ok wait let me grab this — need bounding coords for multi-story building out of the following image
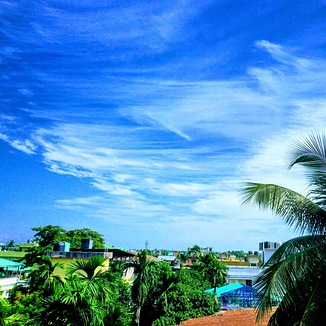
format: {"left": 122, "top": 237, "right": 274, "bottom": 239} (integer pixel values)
{"left": 259, "top": 241, "right": 281, "bottom": 265}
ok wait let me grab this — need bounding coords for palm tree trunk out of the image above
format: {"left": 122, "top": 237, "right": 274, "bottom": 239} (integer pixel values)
{"left": 135, "top": 305, "right": 141, "bottom": 326}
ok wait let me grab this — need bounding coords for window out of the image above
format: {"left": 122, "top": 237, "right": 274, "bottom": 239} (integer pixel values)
{"left": 246, "top": 280, "right": 252, "bottom": 286}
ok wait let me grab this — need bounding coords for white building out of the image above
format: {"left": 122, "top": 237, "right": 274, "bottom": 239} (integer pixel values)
{"left": 228, "top": 266, "right": 262, "bottom": 286}
{"left": 259, "top": 241, "right": 281, "bottom": 265}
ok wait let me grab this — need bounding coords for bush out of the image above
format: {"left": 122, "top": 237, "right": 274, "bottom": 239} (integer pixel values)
{"left": 150, "top": 268, "right": 220, "bottom": 325}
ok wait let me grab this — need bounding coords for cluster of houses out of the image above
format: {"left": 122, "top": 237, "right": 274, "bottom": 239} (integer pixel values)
{"left": 0, "top": 240, "right": 281, "bottom": 307}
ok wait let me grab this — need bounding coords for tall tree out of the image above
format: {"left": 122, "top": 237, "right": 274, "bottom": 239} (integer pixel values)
{"left": 241, "top": 132, "right": 326, "bottom": 325}
{"left": 152, "top": 267, "right": 218, "bottom": 325}
{"left": 194, "top": 253, "right": 228, "bottom": 311}
{"left": 140, "top": 262, "right": 179, "bottom": 325}
{"left": 66, "top": 255, "right": 112, "bottom": 304}
{"left": 33, "top": 256, "right": 114, "bottom": 326}
{"left": 126, "top": 250, "right": 157, "bottom": 326}
{"left": 5, "top": 240, "right": 16, "bottom": 251}
{"left": 27, "top": 255, "right": 64, "bottom": 294}
{"left": 176, "top": 252, "right": 188, "bottom": 268}
{"left": 66, "top": 228, "right": 105, "bottom": 249}
{"left": 195, "top": 253, "right": 228, "bottom": 288}
{"left": 186, "top": 245, "right": 202, "bottom": 262}
{"left": 31, "top": 225, "right": 67, "bottom": 250}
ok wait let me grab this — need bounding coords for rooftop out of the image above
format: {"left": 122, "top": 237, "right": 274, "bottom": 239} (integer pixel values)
{"left": 0, "top": 258, "right": 22, "bottom": 269}
{"left": 181, "top": 309, "right": 274, "bottom": 326}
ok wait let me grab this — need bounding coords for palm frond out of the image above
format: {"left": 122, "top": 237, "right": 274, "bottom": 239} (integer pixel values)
{"left": 242, "top": 132, "right": 326, "bottom": 325}
{"left": 254, "top": 236, "right": 326, "bottom": 322}
{"left": 289, "top": 132, "right": 326, "bottom": 206}
{"left": 264, "top": 235, "right": 326, "bottom": 266}
{"left": 299, "top": 272, "right": 326, "bottom": 326}
{"left": 266, "top": 273, "right": 326, "bottom": 326}
{"left": 289, "top": 132, "right": 326, "bottom": 170}
{"left": 308, "top": 172, "right": 326, "bottom": 208}
{"left": 241, "top": 183, "right": 326, "bottom": 234}
{"left": 67, "top": 255, "right": 108, "bottom": 280}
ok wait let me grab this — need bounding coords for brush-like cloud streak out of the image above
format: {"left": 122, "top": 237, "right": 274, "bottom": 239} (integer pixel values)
{"left": 1, "top": 40, "right": 326, "bottom": 249}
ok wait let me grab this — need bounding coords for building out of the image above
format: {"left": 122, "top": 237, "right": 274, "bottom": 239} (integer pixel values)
{"left": 259, "top": 241, "right": 281, "bottom": 265}
{"left": 47, "top": 246, "right": 136, "bottom": 261}
{"left": 205, "top": 282, "right": 258, "bottom": 310}
{"left": 227, "top": 266, "right": 262, "bottom": 286}
{"left": 0, "top": 258, "right": 25, "bottom": 298}
{"left": 157, "top": 255, "right": 181, "bottom": 270}
{"left": 201, "top": 247, "right": 213, "bottom": 254}
{"left": 244, "top": 252, "right": 261, "bottom": 267}
{"left": 18, "top": 243, "right": 39, "bottom": 252}
{"left": 225, "top": 241, "right": 281, "bottom": 286}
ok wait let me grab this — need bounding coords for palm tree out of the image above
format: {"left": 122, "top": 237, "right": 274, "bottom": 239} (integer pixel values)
{"left": 195, "top": 253, "right": 228, "bottom": 310}
{"left": 5, "top": 240, "right": 16, "bottom": 251}
{"left": 187, "top": 245, "right": 202, "bottom": 262}
{"left": 241, "top": 132, "right": 326, "bottom": 325}
{"left": 142, "top": 262, "right": 179, "bottom": 324}
{"left": 33, "top": 279, "right": 96, "bottom": 326}
{"left": 66, "top": 255, "right": 113, "bottom": 303}
{"left": 176, "top": 252, "right": 188, "bottom": 268}
{"left": 33, "top": 255, "right": 114, "bottom": 326}
{"left": 27, "top": 255, "right": 64, "bottom": 294}
{"left": 125, "top": 250, "right": 157, "bottom": 326}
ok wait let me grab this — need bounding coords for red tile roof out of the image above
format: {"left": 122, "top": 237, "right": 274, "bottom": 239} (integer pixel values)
{"left": 181, "top": 309, "right": 273, "bottom": 326}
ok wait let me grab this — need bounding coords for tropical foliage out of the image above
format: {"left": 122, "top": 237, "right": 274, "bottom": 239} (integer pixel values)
{"left": 27, "top": 255, "right": 64, "bottom": 294}
{"left": 65, "top": 228, "right": 105, "bottom": 249}
{"left": 241, "top": 132, "right": 326, "bottom": 325}
{"left": 186, "top": 244, "right": 202, "bottom": 261}
{"left": 30, "top": 225, "right": 105, "bottom": 249}
{"left": 125, "top": 250, "right": 158, "bottom": 326}
{"left": 1, "top": 246, "right": 225, "bottom": 325}
{"left": 152, "top": 268, "right": 219, "bottom": 325}
{"left": 2, "top": 255, "right": 132, "bottom": 326}
{"left": 194, "top": 252, "right": 228, "bottom": 310}
{"left": 125, "top": 251, "right": 219, "bottom": 326}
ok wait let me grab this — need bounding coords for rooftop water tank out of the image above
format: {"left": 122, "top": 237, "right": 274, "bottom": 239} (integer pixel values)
{"left": 81, "top": 239, "right": 93, "bottom": 250}
{"left": 54, "top": 242, "right": 70, "bottom": 252}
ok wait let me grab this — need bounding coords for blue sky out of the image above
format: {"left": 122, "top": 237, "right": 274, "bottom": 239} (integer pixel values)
{"left": 1, "top": 1, "right": 326, "bottom": 251}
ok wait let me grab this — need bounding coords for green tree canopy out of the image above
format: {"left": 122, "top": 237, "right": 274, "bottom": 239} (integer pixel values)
{"left": 160, "top": 249, "right": 169, "bottom": 255}
{"left": 176, "top": 252, "right": 188, "bottom": 267}
{"left": 66, "top": 228, "right": 105, "bottom": 249}
{"left": 195, "top": 253, "right": 229, "bottom": 289}
{"left": 186, "top": 244, "right": 202, "bottom": 262}
{"left": 31, "top": 225, "right": 67, "bottom": 249}
{"left": 152, "top": 267, "right": 218, "bottom": 325}
{"left": 30, "top": 225, "right": 105, "bottom": 250}
{"left": 5, "top": 240, "right": 17, "bottom": 251}
{"left": 26, "top": 256, "right": 132, "bottom": 326}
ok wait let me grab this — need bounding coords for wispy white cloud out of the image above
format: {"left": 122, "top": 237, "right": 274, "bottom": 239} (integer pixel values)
{"left": 2, "top": 39, "right": 326, "bottom": 249}
{"left": 10, "top": 139, "right": 37, "bottom": 155}
{"left": 56, "top": 196, "right": 103, "bottom": 207}
{"left": 0, "top": 133, "right": 37, "bottom": 155}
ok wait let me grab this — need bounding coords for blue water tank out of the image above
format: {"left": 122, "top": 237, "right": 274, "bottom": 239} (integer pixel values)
{"left": 81, "top": 239, "right": 93, "bottom": 250}
{"left": 63, "top": 242, "right": 70, "bottom": 252}
{"left": 54, "top": 242, "right": 70, "bottom": 252}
